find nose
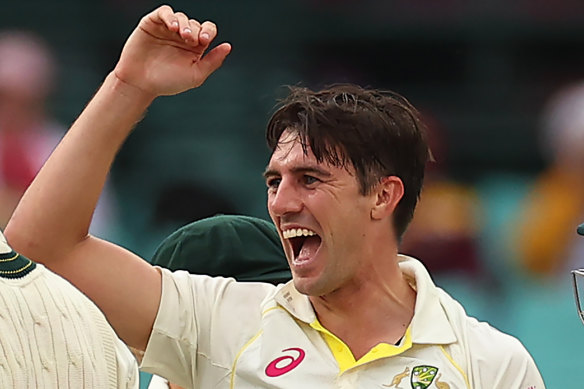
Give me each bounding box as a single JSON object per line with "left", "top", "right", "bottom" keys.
{"left": 268, "top": 178, "right": 303, "bottom": 217}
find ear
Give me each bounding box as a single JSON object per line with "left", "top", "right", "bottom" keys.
{"left": 370, "top": 176, "right": 404, "bottom": 220}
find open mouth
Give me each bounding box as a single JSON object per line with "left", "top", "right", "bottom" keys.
{"left": 283, "top": 228, "right": 322, "bottom": 261}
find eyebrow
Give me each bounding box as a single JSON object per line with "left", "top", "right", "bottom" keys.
{"left": 262, "top": 165, "right": 333, "bottom": 179}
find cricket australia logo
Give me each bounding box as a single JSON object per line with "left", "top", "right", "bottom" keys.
{"left": 384, "top": 365, "right": 441, "bottom": 389}
{"left": 410, "top": 365, "right": 438, "bottom": 389}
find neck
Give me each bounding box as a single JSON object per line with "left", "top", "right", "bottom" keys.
{"left": 309, "top": 254, "right": 416, "bottom": 360}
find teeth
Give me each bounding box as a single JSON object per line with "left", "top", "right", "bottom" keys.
{"left": 283, "top": 228, "right": 316, "bottom": 239}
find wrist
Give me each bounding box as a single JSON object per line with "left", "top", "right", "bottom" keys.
{"left": 108, "top": 71, "right": 157, "bottom": 107}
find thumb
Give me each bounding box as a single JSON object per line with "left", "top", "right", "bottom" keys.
{"left": 196, "top": 43, "right": 232, "bottom": 84}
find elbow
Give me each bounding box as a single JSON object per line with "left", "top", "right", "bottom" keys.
{"left": 4, "top": 216, "right": 41, "bottom": 258}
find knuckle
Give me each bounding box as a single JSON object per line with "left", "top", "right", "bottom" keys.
{"left": 203, "top": 21, "right": 217, "bottom": 31}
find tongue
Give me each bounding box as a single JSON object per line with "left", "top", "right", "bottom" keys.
{"left": 297, "top": 236, "right": 321, "bottom": 261}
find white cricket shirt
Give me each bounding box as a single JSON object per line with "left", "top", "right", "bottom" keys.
{"left": 0, "top": 263, "right": 139, "bottom": 388}
{"left": 141, "top": 255, "right": 545, "bottom": 389}
{"left": 0, "top": 230, "right": 139, "bottom": 389}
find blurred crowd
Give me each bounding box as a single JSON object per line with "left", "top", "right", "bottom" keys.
{"left": 0, "top": 31, "right": 119, "bottom": 238}
{"left": 402, "top": 81, "right": 584, "bottom": 284}
{"left": 0, "top": 31, "right": 61, "bottom": 227}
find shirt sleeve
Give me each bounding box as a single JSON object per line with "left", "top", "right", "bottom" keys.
{"left": 492, "top": 341, "right": 546, "bottom": 389}
{"left": 470, "top": 325, "right": 546, "bottom": 389}
{"left": 140, "top": 267, "right": 274, "bottom": 388}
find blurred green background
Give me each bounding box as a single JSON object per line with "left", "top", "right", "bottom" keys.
{"left": 2, "top": 0, "right": 583, "bottom": 387}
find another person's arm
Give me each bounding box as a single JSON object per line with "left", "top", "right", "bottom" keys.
{"left": 5, "top": 5, "right": 231, "bottom": 351}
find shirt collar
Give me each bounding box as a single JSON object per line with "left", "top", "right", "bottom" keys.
{"left": 398, "top": 254, "right": 457, "bottom": 345}
{"left": 274, "top": 255, "right": 457, "bottom": 345}
{"left": 274, "top": 281, "right": 317, "bottom": 323}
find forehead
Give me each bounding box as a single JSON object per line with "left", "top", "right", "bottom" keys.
{"left": 268, "top": 131, "right": 315, "bottom": 167}
{"left": 266, "top": 130, "right": 355, "bottom": 176}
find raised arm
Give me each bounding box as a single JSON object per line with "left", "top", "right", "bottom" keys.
{"left": 4, "top": 5, "right": 231, "bottom": 351}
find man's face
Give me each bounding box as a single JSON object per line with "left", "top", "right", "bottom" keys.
{"left": 264, "top": 130, "right": 377, "bottom": 296}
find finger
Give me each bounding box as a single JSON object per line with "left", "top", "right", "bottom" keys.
{"left": 186, "top": 19, "right": 202, "bottom": 46}
{"left": 154, "top": 5, "right": 179, "bottom": 32}
{"left": 174, "top": 12, "right": 194, "bottom": 41}
{"left": 199, "top": 21, "right": 217, "bottom": 46}
{"left": 196, "top": 42, "right": 232, "bottom": 83}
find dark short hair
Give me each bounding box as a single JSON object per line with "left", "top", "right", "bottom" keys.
{"left": 266, "top": 84, "right": 431, "bottom": 239}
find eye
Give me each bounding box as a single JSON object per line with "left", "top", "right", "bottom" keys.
{"left": 266, "top": 177, "right": 281, "bottom": 190}
{"left": 303, "top": 175, "right": 320, "bottom": 186}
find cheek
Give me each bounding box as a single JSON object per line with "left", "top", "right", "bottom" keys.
{"left": 332, "top": 205, "right": 371, "bottom": 247}
{"left": 343, "top": 198, "right": 371, "bottom": 223}
{"left": 266, "top": 193, "right": 277, "bottom": 214}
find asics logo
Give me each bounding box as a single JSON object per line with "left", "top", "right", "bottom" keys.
{"left": 265, "top": 347, "right": 305, "bottom": 377}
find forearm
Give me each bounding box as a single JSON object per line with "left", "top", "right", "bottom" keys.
{"left": 3, "top": 5, "right": 229, "bottom": 351}
{"left": 6, "top": 72, "right": 154, "bottom": 261}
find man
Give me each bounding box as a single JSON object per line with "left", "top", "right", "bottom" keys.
{"left": 147, "top": 214, "right": 290, "bottom": 389}
{"left": 5, "top": 5, "right": 545, "bottom": 388}
{"left": 0, "top": 230, "right": 138, "bottom": 388}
